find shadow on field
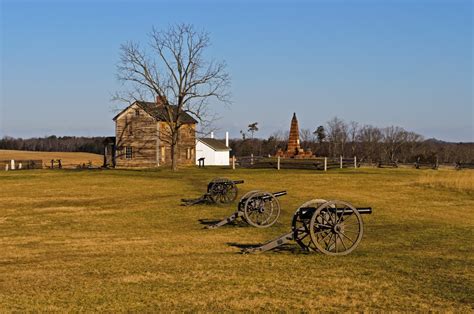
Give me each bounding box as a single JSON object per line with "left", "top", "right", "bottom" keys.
{"left": 227, "top": 242, "right": 302, "bottom": 254}
{"left": 198, "top": 219, "right": 248, "bottom": 228}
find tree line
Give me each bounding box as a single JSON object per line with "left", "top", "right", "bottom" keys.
{"left": 1, "top": 117, "right": 472, "bottom": 164}
{"left": 231, "top": 117, "right": 473, "bottom": 164}
{"left": 0, "top": 136, "right": 106, "bottom": 155}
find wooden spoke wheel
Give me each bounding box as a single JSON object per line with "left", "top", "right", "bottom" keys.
{"left": 309, "top": 200, "right": 364, "bottom": 256}
{"left": 292, "top": 199, "right": 328, "bottom": 251}
{"left": 208, "top": 178, "right": 238, "bottom": 204}
{"left": 243, "top": 191, "right": 280, "bottom": 228}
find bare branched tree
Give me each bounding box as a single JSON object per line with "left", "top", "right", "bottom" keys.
{"left": 326, "top": 117, "right": 348, "bottom": 157}
{"left": 114, "top": 24, "right": 231, "bottom": 170}
{"left": 300, "top": 128, "right": 313, "bottom": 148}
{"left": 358, "top": 125, "right": 383, "bottom": 162}
{"left": 382, "top": 126, "right": 409, "bottom": 162}
{"left": 348, "top": 121, "right": 359, "bottom": 157}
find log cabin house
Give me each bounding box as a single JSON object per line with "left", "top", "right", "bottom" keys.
{"left": 106, "top": 97, "right": 197, "bottom": 168}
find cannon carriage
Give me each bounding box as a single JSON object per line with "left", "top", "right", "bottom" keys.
{"left": 206, "top": 190, "right": 287, "bottom": 229}
{"left": 243, "top": 199, "right": 372, "bottom": 256}
{"left": 181, "top": 178, "right": 244, "bottom": 206}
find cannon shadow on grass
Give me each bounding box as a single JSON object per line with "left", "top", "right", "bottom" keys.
{"left": 198, "top": 218, "right": 248, "bottom": 228}
{"left": 227, "top": 242, "right": 305, "bottom": 254}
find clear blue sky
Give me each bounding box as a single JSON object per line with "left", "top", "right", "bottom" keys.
{"left": 1, "top": 0, "right": 472, "bottom": 142}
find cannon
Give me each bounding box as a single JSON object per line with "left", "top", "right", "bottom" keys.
{"left": 206, "top": 190, "right": 287, "bottom": 229}
{"left": 181, "top": 178, "right": 244, "bottom": 206}
{"left": 242, "top": 199, "right": 372, "bottom": 255}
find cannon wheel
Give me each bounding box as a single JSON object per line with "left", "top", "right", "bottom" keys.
{"left": 309, "top": 200, "right": 364, "bottom": 256}
{"left": 238, "top": 190, "right": 261, "bottom": 211}
{"left": 243, "top": 191, "right": 280, "bottom": 228}
{"left": 208, "top": 178, "right": 238, "bottom": 204}
{"left": 292, "top": 199, "right": 328, "bottom": 251}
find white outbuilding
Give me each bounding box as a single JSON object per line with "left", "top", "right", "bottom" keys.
{"left": 196, "top": 132, "right": 231, "bottom": 166}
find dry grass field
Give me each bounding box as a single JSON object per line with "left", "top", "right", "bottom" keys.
{"left": 0, "top": 165, "right": 472, "bottom": 311}
{"left": 0, "top": 150, "right": 103, "bottom": 168}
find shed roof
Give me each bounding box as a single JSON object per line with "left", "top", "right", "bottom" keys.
{"left": 198, "top": 138, "right": 231, "bottom": 151}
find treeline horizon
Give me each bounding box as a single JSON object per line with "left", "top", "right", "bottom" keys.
{"left": 0, "top": 118, "right": 473, "bottom": 164}
{"left": 230, "top": 117, "right": 473, "bottom": 164}
{"left": 0, "top": 135, "right": 106, "bottom": 155}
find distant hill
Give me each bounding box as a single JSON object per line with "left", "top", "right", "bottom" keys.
{"left": 423, "top": 138, "right": 473, "bottom": 145}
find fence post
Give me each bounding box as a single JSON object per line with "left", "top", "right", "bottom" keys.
{"left": 354, "top": 156, "right": 357, "bottom": 168}
{"left": 324, "top": 157, "right": 327, "bottom": 171}
{"left": 251, "top": 153, "right": 254, "bottom": 165}
{"left": 277, "top": 156, "right": 281, "bottom": 170}
{"left": 340, "top": 156, "right": 343, "bottom": 169}
{"left": 19, "top": 163, "right": 22, "bottom": 170}
{"left": 232, "top": 156, "right": 236, "bottom": 170}
{"left": 11, "top": 160, "right": 15, "bottom": 170}
{"left": 5, "top": 164, "right": 8, "bottom": 171}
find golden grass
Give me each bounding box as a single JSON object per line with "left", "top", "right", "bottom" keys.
{"left": 0, "top": 149, "right": 103, "bottom": 167}
{"left": 0, "top": 167, "right": 473, "bottom": 311}
{"left": 418, "top": 170, "right": 474, "bottom": 193}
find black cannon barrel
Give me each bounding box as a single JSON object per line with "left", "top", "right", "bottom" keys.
{"left": 239, "top": 191, "right": 287, "bottom": 205}
{"left": 248, "top": 191, "right": 287, "bottom": 201}
{"left": 232, "top": 180, "right": 245, "bottom": 185}
{"left": 355, "top": 207, "right": 372, "bottom": 214}
{"left": 299, "top": 206, "right": 372, "bottom": 216}
{"left": 331, "top": 207, "right": 372, "bottom": 215}
{"left": 271, "top": 191, "right": 287, "bottom": 198}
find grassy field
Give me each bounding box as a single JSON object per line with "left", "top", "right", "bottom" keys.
{"left": 0, "top": 166, "right": 472, "bottom": 311}
{"left": 0, "top": 150, "right": 103, "bottom": 168}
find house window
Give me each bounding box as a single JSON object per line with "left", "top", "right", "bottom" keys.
{"left": 186, "top": 147, "right": 191, "bottom": 159}
{"left": 126, "top": 146, "right": 133, "bottom": 159}
{"left": 135, "top": 109, "right": 140, "bottom": 116}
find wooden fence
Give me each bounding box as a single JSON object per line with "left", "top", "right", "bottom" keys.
{"left": 237, "top": 156, "right": 358, "bottom": 171}
{"left": 234, "top": 156, "right": 468, "bottom": 171}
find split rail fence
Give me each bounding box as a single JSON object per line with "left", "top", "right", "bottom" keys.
{"left": 235, "top": 156, "right": 358, "bottom": 171}
{"left": 233, "top": 156, "right": 470, "bottom": 171}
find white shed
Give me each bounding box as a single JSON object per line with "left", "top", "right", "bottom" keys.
{"left": 196, "top": 137, "right": 231, "bottom": 166}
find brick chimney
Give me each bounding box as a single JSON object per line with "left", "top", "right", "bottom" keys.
{"left": 156, "top": 95, "right": 166, "bottom": 107}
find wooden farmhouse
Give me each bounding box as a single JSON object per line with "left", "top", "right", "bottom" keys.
{"left": 196, "top": 132, "right": 231, "bottom": 166}
{"left": 105, "top": 97, "right": 197, "bottom": 168}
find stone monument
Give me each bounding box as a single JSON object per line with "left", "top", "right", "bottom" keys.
{"left": 276, "top": 113, "right": 314, "bottom": 158}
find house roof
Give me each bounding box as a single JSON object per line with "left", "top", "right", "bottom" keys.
{"left": 198, "top": 138, "right": 231, "bottom": 151}
{"left": 113, "top": 101, "right": 198, "bottom": 124}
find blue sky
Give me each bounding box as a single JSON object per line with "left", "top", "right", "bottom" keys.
{"left": 1, "top": 0, "right": 472, "bottom": 141}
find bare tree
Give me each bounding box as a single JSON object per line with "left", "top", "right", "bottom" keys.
{"left": 300, "top": 128, "right": 313, "bottom": 148}
{"left": 270, "top": 130, "right": 287, "bottom": 142}
{"left": 358, "top": 125, "right": 383, "bottom": 162}
{"left": 348, "top": 121, "right": 359, "bottom": 157}
{"left": 382, "top": 126, "right": 415, "bottom": 162}
{"left": 326, "top": 117, "right": 348, "bottom": 157}
{"left": 403, "top": 131, "right": 424, "bottom": 162}
{"left": 115, "top": 24, "right": 230, "bottom": 170}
